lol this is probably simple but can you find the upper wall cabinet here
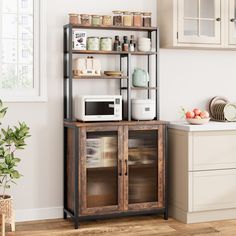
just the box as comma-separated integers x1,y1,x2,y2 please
157,0,236,48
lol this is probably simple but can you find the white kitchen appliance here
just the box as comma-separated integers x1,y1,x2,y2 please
131,99,155,120
73,56,101,76
75,95,122,121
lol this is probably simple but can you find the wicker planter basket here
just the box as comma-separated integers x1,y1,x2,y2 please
0,195,15,234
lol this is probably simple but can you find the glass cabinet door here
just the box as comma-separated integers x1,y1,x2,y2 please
229,0,236,44
178,0,221,44
80,126,123,215
124,126,165,211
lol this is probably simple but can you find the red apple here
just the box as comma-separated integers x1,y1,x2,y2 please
193,108,201,116
200,111,210,119
186,111,195,119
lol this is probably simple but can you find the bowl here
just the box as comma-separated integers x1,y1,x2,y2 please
186,118,210,125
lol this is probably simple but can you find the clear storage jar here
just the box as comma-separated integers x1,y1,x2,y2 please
100,37,112,51
69,14,79,25
80,14,91,26
91,15,102,26
87,37,100,51
143,12,152,27
102,15,112,26
133,12,142,27
113,11,123,26
123,11,132,27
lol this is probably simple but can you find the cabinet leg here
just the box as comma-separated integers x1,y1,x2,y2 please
63,211,67,219
1,214,5,236
74,219,79,229
164,211,168,220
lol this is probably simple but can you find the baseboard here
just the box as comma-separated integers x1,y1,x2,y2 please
15,206,63,222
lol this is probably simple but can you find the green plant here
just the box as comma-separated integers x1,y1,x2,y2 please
0,100,30,198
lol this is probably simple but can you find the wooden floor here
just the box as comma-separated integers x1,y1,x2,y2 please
5,216,236,236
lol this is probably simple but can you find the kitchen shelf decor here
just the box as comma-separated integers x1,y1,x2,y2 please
63,22,168,229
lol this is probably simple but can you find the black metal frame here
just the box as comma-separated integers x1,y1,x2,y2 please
63,24,166,229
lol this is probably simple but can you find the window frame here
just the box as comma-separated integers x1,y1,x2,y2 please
0,0,47,102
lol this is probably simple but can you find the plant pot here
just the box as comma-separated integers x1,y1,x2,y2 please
0,195,15,231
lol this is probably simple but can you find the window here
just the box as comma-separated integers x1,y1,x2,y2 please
0,0,46,102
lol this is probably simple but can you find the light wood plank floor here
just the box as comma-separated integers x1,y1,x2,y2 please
5,216,236,236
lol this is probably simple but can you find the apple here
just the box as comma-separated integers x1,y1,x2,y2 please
185,111,195,119
193,108,201,116
200,111,210,119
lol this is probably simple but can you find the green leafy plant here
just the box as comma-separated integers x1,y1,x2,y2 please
0,100,30,198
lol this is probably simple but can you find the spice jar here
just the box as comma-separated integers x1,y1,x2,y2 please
87,37,100,51
102,15,112,26
80,14,91,26
91,15,102,26
143,12,152,27
113,11,123,26
133,12,142,27
123,11,132,27
100,37,112,51
69,14,79,25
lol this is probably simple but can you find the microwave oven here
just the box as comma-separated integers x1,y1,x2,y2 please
75,95,122,121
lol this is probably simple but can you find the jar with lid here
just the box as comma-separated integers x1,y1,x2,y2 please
143,12,152,27
123,11,132,27
112,11,123,26
69,13,79,25
80,14,91,26
133,12,142,27
100,37,112,51
91,15,102,26
87,37,100,51
102,15,112,26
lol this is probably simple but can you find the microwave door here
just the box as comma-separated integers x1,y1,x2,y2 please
85,100,115,116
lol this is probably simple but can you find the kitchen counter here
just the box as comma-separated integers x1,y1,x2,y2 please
169,121,236,132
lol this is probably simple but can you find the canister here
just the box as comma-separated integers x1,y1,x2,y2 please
113,11,123,26
102,15,112,26
87,37,100,51
100,37,112,51
92,15,102,26
80,14,91,26
123,11,132,27
133,12,142,27
69,13,79,25
143,12,152,27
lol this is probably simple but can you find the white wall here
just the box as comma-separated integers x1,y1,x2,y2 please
4,0,236,222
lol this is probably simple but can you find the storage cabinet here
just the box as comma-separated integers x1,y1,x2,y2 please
64,121,167,228
157,0,236,48
169,127,236,223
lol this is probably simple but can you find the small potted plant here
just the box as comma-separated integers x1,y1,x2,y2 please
0,100,30,232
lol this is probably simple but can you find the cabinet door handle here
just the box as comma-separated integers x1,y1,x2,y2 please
125,160,128,176
119,160,122,176
216,18,221,22
231,18,236,22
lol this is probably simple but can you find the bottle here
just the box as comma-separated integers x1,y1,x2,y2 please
130,35,136,51
122,36,129,52
114,35,121,51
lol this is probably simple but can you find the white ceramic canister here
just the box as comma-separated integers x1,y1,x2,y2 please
100,37,112,51
131,99,155,120
87,37,100,50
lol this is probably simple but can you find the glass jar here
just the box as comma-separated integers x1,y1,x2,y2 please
80,14,91,26
143,12,152,27
87,37,100,51
91,15,102,26
123,11,132,27
100,37,112,51
69,14,79,25
102,15,112,26
113,11,123,26
133,12,142,27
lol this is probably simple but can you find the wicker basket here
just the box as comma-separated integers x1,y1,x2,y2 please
0,195,13,224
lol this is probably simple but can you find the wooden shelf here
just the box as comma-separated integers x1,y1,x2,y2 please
69,50,157,55
121,87,158,90
64,23,158,32
71,75,128,80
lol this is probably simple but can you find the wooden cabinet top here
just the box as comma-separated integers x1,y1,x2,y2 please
64,120,169,128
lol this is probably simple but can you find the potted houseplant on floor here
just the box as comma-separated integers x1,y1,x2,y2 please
0,100,30,232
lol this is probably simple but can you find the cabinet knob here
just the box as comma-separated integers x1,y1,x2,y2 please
216,18,221,22
231,18,236,22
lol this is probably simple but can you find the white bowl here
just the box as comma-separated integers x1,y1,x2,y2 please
139,37,151,44
186,118,210,125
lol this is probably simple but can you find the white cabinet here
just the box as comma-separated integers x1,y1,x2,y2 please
157,0,236,48
169,128,236,223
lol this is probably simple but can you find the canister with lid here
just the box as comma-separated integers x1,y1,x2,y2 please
69,13,79,25
143,12,152,27
102,15,112,26
123,11,132,27
113,11,123,26
91,15,102,26
87,37,100,51
100,37,112,51
80,14,91,26
133,12,142,27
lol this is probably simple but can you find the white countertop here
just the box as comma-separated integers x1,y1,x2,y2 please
169,121,236,131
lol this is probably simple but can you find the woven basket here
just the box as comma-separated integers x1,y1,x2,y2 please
0,195,13,223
